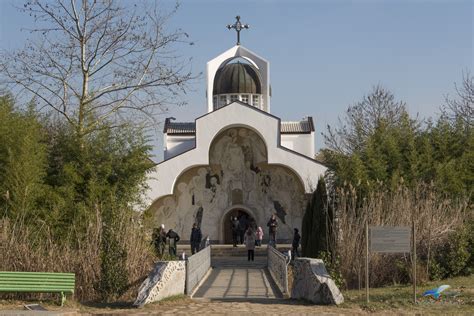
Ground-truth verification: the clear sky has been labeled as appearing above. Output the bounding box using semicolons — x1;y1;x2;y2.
1;0;473;160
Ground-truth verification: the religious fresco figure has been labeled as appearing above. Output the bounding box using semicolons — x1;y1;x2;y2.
175;182;194;234
248;130;266;164
189;167;209;207
156;196;176;221
210;130;232;165
221;129;245;195
243;161;257;203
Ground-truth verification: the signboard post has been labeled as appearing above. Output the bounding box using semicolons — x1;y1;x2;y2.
367;225;413;304
365;221;369;303
412;221;416;304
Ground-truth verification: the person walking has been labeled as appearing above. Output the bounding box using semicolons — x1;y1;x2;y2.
267;214;278;246
244;227;256;261
231;216;239;247
255;226;264;247
190;223;202;255
166;228;180;257
292;228;301;260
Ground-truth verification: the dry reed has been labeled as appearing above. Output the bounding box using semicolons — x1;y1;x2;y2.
333;182;471;289
0;209;154;302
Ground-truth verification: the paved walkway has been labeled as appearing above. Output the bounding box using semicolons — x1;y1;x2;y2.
192;256;282;300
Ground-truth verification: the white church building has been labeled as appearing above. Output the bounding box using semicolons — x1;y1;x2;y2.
146;18;327;243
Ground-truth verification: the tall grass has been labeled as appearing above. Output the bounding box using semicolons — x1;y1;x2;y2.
0;209;154;302
333;182;471;289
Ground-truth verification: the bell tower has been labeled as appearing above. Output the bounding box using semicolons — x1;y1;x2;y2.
206;16;270;113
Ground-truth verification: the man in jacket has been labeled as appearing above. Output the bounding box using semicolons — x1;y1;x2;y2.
231;216;239;247
292;228;301;260
166;229;180;257
190;223;202;255
267;214;278;246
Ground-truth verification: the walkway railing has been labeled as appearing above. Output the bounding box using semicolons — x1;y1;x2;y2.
185;242;211;295
267;245;289;296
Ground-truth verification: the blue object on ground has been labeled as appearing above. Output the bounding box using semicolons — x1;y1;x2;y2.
422;285;451;300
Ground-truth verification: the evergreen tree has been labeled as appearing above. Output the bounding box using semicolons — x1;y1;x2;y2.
301;196;313;257
302;177;334;258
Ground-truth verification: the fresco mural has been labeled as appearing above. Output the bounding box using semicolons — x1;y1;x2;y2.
148;127;308;242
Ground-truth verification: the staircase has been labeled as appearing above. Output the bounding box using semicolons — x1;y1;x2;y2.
179;244;292;257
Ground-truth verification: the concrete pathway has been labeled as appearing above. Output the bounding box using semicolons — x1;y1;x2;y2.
192;256;282;300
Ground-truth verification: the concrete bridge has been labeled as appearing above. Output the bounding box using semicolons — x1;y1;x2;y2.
192;247;284;300
134;244;343;307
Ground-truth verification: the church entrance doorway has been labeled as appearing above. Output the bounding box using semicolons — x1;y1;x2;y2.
222;208;256;244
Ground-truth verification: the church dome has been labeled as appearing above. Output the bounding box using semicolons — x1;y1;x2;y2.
213;62;262;95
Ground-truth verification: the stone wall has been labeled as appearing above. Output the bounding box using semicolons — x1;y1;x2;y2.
133;261;186;308
267;245;289;296
291;258;344;305
185;245;211;295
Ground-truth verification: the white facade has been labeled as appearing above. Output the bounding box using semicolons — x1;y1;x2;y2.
146;44;326;243
280;132;315;158
164;135;195;160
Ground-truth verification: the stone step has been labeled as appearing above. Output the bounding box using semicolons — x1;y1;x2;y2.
178;244;291;257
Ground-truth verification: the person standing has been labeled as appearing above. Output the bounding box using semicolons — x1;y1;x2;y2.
166;229;180;257
267;214;278;246
159;224;167;256
244;227;256;261
231;216;239;247
190;223;202;255
255;226;264;247
238;214;247;245
292;228;301;260
151;227;161;256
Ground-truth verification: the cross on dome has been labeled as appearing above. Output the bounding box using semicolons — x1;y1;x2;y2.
226;15;249;46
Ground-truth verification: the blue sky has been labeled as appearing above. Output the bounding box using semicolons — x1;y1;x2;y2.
1;0;472;159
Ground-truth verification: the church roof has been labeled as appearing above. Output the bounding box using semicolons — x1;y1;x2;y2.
213;61;262;95
164;116;315;135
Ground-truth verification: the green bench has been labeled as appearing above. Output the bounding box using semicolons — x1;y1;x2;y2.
0;271;75;306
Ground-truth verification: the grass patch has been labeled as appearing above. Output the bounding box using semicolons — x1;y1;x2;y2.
340;274;474;313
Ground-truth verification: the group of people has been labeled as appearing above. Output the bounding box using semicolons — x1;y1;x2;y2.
238;214;302;262
152;223;203;258
231;214;260;247
153;213;302;262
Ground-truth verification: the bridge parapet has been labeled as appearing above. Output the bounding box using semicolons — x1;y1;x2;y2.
186;244;211;295
267;245;289;296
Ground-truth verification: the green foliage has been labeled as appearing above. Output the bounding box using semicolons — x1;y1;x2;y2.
301;177;334;258
0;95;47;220
97;198;129;302
40;122;153;239
320;251;344;289
323;86;473;199
0;94;153;301
430;224;472;280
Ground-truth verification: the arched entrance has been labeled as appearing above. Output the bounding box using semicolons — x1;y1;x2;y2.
222;208;257;244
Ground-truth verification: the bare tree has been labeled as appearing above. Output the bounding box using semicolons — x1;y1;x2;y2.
0;0;195;142
444;71;473;127
323;85;408;155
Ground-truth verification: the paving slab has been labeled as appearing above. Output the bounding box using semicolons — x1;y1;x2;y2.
192;256;282;300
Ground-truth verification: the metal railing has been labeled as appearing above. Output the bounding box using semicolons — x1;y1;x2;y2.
267;245;290;296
